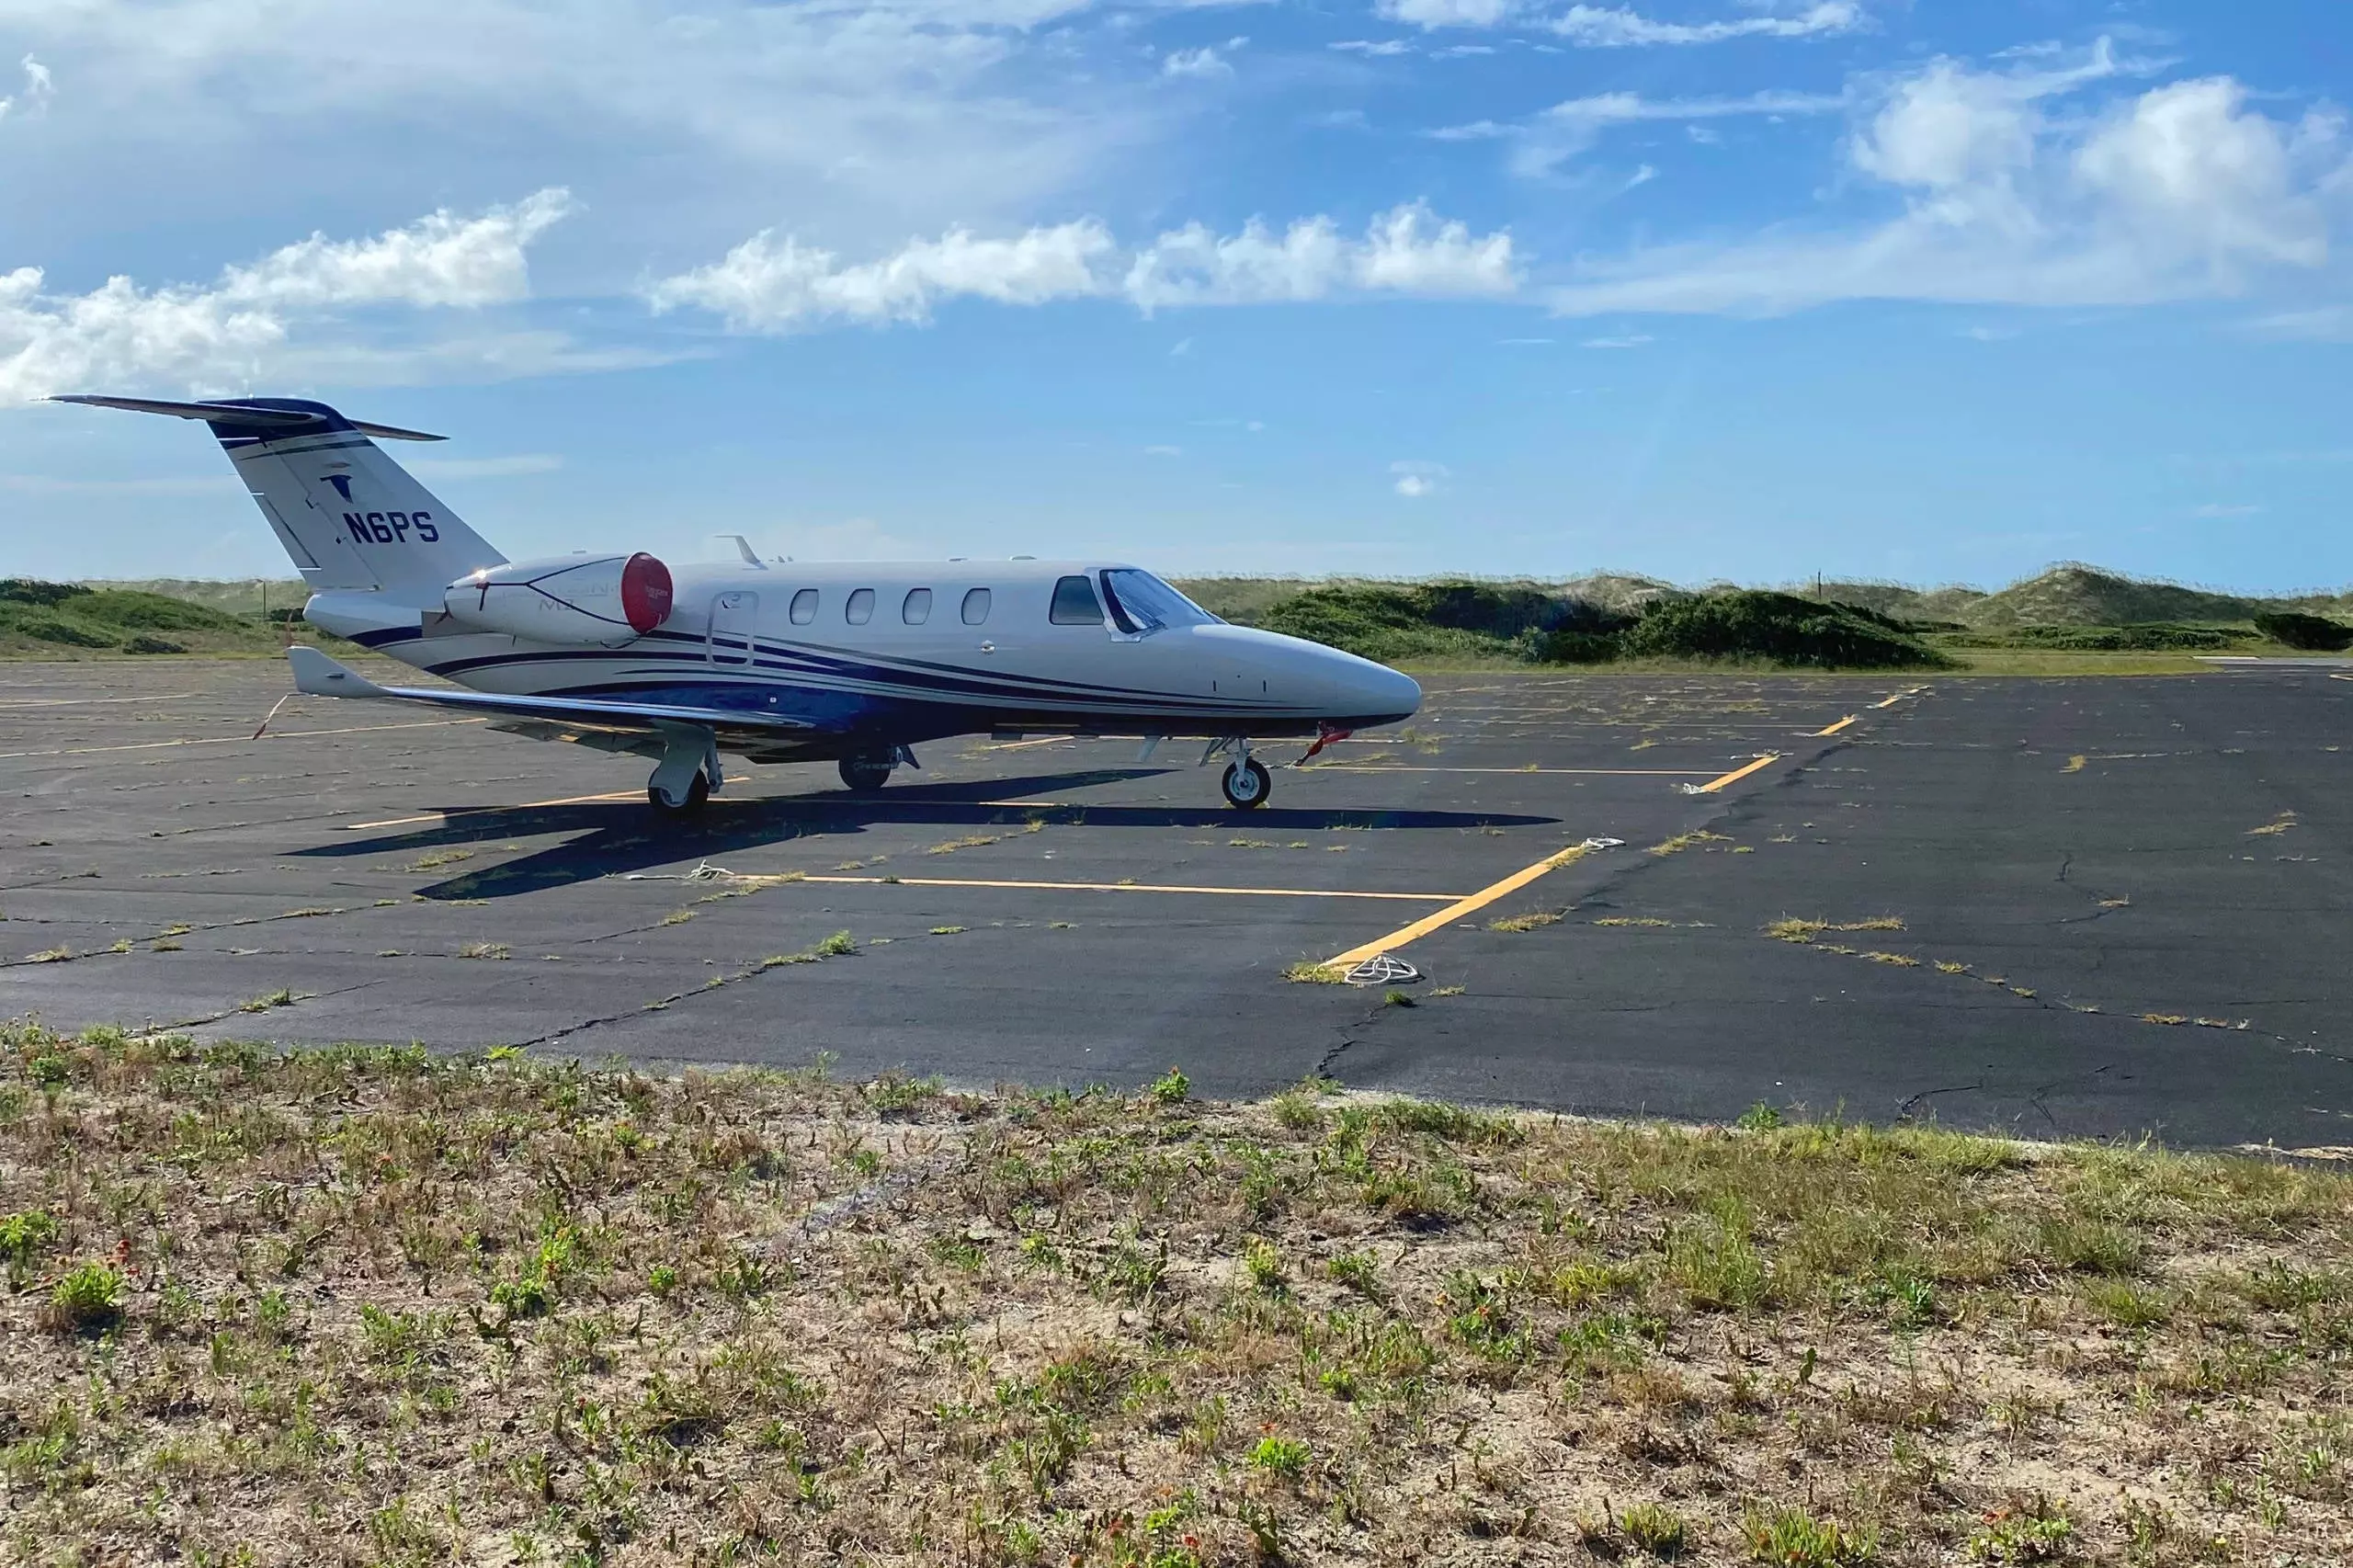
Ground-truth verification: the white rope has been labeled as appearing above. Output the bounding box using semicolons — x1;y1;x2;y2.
1343;953;1421;986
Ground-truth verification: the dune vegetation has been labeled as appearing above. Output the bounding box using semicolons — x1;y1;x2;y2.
6;1020;2352;1565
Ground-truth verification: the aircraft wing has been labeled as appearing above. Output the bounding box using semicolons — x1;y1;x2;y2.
286;646;815;739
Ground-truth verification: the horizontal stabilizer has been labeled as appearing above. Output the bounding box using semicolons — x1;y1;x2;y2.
51;394;446;442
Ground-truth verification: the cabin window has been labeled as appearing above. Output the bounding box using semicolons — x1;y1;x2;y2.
903;587;933;625
961;587;992;626
845;587;874;625
790;588;819;625
1049;574;1104;626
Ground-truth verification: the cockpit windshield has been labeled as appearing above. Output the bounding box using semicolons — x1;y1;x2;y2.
1099;569;1222;635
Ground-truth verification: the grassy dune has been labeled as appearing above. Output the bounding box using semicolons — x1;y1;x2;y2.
5;1022;2350;1565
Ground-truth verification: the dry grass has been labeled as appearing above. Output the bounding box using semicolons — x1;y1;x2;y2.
1487;910;1563;933
1766;916;1906;943
4;1022;2352;1566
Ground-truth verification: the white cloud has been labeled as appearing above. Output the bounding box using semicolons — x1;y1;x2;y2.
646;221;1117;332
648;203;1519;331
1143;443;1182;455
0;191;574;403
1163;46;1233;80
1581;333;1653;347
1550;1;1864;46
1380;0;1863;39
1379;0;1519;28
0;52;51;120
1127;203;1518;308
221;189;574;311
1330;39;1414;55
1392;459;1448;496
1548;50;2352;315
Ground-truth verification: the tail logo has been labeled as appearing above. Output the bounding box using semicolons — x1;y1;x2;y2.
325;474;354;501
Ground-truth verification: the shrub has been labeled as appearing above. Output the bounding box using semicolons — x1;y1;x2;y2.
49;1262;123;1332
2255;610;2353;652
1618;591;1949;670
0;579;93;607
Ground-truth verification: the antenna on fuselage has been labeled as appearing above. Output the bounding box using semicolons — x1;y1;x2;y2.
715;535;767;569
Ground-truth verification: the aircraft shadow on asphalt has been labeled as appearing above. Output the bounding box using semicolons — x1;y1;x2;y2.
288;767;1563;901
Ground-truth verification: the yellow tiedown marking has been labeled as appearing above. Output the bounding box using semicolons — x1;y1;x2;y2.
1696;753;1782;793
341;789;644;830
1813;715;1859;736
1324;839;1612;968
1871;687;1928;709
1302;765;1720;776
801;875;1460;903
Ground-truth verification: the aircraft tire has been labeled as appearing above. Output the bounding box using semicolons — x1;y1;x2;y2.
1222;756;1271;810
838;755;895;793
647;770;711;816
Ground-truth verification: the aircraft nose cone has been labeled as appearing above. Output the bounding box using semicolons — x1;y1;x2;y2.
1348;662;1421;722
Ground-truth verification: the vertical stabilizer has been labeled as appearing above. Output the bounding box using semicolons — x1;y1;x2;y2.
51;394;507;605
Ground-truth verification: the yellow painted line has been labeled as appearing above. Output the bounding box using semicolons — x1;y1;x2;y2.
1870;687;1927;710
800;874;1461;903
0;716;485;761
340;789;644;830
1301;765;1719;776
1697;753;1783;793
1813;715;1859;736
1324;838;1610;968
981;736;1070;752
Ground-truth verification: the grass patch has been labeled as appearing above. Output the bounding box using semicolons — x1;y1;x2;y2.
3;1020;2349;1562
1488;909;1563;932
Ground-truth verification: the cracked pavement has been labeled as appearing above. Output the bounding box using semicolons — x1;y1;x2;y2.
4;658;2351;1148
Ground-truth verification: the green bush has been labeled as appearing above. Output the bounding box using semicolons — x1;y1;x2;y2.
1618;591;1949;670
0;580;93;607
2254;610;2353;652
1981;623;2251;652
49;1261;123;1331
0;607;116;647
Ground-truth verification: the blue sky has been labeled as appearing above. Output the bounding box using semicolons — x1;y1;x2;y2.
2;0;2347;591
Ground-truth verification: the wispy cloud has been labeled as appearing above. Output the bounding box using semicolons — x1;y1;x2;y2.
1378;0;1866;42
1162;44;1235;80
1581;333;1653;347
1391;459;1449;496
405;453;565;480
1550;1;1865;47
0;53;53;121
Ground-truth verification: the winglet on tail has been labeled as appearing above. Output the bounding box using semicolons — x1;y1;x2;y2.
288;646;391;699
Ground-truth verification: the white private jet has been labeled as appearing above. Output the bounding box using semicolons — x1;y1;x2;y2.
56;395;1420;814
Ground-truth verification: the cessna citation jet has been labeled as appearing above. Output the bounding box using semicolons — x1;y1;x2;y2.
56;395;1420;814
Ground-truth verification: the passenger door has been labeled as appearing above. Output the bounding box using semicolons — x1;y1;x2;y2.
709;591;758;665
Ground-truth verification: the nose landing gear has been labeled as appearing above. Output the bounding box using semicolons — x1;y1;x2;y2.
1221;756;1272;809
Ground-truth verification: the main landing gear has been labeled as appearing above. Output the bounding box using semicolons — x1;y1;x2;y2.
646;723;722;818
1203;738;1272;810
838;744;918;794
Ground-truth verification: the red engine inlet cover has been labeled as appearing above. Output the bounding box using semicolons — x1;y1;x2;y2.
620;552;674;634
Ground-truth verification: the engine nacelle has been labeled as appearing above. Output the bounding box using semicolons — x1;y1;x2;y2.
443;553;674;646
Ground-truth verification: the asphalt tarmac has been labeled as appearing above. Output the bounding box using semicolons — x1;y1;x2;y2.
6;657;2351;1151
